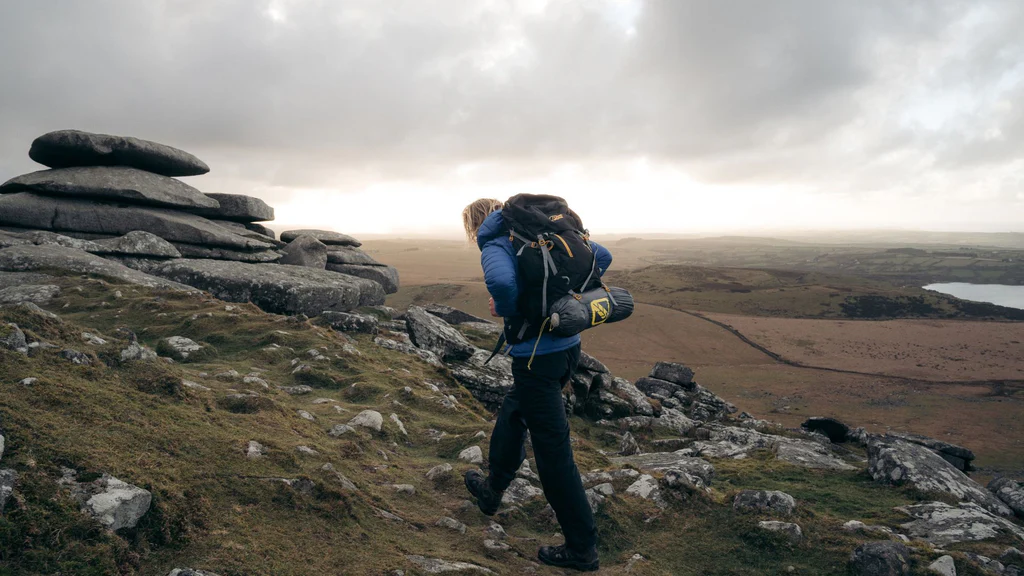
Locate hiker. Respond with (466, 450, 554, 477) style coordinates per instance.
(461, 196, 613, 572)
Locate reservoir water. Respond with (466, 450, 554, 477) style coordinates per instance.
(924, 283, 1024, 311)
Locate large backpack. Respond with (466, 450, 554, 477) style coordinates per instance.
(500, 193, 603, 345)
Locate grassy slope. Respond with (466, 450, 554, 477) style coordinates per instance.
(0, 275, 1015, 575)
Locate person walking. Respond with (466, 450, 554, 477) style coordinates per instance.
(460, 197, 613, 572)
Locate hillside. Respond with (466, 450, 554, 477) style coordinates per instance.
(2, 273, 1024, 575)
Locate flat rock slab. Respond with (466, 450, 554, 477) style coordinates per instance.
(0, 193, 272, 250)
(281, 229, 360, 247)
(1, 167, 217, 209)
(0, 284, 61, 306)
(28, 130, 209, 176)
(405, 555, 494, 574)
(325, 263, 399, 294)
(171, 243, 282, 263)
(0, 245, 191, 290)
(94, 231, 181, 258)
(868, 437, 1012, 517)
(326, 246, 382, 266)
(189, 193, 274, 223)
(897, 501, 1024, 546)
(610, 453, 715, 484)
(147, 259, 385, 316)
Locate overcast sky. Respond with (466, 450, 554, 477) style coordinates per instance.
(1, 0, 1022, 235)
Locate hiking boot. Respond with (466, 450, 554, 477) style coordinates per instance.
(538, 545, 600, 572)
(464, 470, 502, 516)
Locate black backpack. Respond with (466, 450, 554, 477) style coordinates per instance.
(500, 193, 603, 345)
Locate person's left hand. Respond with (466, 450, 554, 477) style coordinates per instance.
(489, 297, 499, 317)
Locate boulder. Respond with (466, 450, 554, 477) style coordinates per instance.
(244, 223, 276, 239)
(170, 243, 283, 263)
(189, 193, 274, 223)
(625, 474, 666, 508)
(348, 410, 384, 432)
(326, 263, 399, 294)
(281, 229, 361, 247)
(801, 417, 850, 443)
(0, 469, 16, 512)
(435, 517, 467, 534)
(620, 432, 640, 456)
(0, 193, 270, 250)
(775, 440, 857, 471)
(451, 355, 514, 410)
(888, 432, 976, 472)
(733, 490, 796, 515)
(758, 521, 803, 542)
(927, 556, 956, 576)
(27, 129, 209, 176)
(649, 361, 696, 387)
(849, 541, 911, 576)
(1, 323, 29, 354)
(158, 336, 203, 360)
(578, 351, 609, 373)
(896, 501, 1024, 546)
(326, 246, 382, 266)
(635, 376, 680, 399)
(426, 464, 453, 481)
(502, 477, 544, 505)
(653, 407, 697, 435)
(868, 437, 1012, 516)
(278, 235, 328, 269)
(610, 377, 655, 416)
(0, 245, 190, 290)
(93, 231, 181, 258)
(1, 167, 217, 209)
(989, 477, 1024, 518)
(62, 472, 153, 531)
(459, 446, 484, 464)
(143, 259, 385, 316)
(610, 453, 715, 484)
(423, 304, 489, 326)
(320, 311, 379, 334)
(374, 336, 443, 368)
(405, 306, 475, 362)
(661, 468, 710, 496)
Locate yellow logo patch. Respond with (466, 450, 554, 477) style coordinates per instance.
(549, 214, 565, 222)
(590, 297, 610, 326)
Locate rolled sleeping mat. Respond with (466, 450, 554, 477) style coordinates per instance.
(548, 286, 634, 337)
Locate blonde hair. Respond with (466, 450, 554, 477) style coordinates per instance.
(462, 198, 503, 242)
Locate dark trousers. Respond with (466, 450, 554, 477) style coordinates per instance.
(487, 344, 597, 552)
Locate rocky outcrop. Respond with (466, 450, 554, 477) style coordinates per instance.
(896, 501, 1024, 546)
(610, 453, 715, 485)
(868, 437, 1012, 517)
(989, 477, 1024, 519)
(143, 259, 384, 316)
(278, 235, 328, 269)
(888, 432, 976, 472)
(281, 229, 361, 247)
(405, 306, 475, 362)
(189, 193, 274, 222)
(27, 129, 209, 176)
(849, 541, 911, 576)
(326, 263, 399, 294)
(1, 167, 217, 209)
(0, 245, 191, 290)
(60, 470, 152, 531)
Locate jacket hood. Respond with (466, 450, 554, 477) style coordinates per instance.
(476, 210, 506, 250)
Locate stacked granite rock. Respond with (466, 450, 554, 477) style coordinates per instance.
(0, 129, 397, 314)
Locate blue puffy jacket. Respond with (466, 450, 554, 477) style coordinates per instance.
(477, 209, 613, 358)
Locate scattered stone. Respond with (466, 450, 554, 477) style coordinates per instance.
(485, 522, 508, 540)
(393, 484, 416, 495)
(405, 306, 475, 362)
(327, 263, 400, 295)
(159, 336, 203, 360)
(296, 446, 319, 456)
(181, 380, 210, 391)
(320, 311, 379, 334)
(610, 453, 715, 484)
(246, 441, 266, 459)
(0, 469, 17, 512)
(242, 376, 268, 388)
(459, 446, 484, 464)
(502, 478, 543, 506)
(81, 332, 108, 345)
(617, 432, 641, 456)
(321, 464, 358, 490)
(896, 501, 1024, 546)
(1, 323, 28, 353)
(405, 555, 494, 574)
(849, 541, 911, 576)
(278, 235, 328, 269)
(297, 410, 316, 421)
(625, 474, 666, 508)
(592, 482, 615, 496)
(650, 362, 695, 387)
(733, 490, 796, 515)
(516, 460, 540, 482)
(27, 129, 210, 176)
(390, 414, 408, 436)
(348, 410, 384, 432)
(580, 469, 641, 486)
(120, 339, 158, 362)
(279, 385, 313, 395)
(312, 397, 335, 404)
(661, 468, 710, 496)
(802, 417, 850, 443)
(427, 464, 454, 481)
(888, 432, 976, 472)
(483, 539, 510, 552)
(758, 521, 803, 542)
(374, 336, 444, 368)
(868, 437, 1012, 516)
(60, 471, 153, 531)
(927, 556, 956, 576)
(436, 517, 467, 534)
(281, 229, 361, 247)
(652, 407, 696, 435)
(59, 348, 92, 365)
(1002, 547, 1024, 565)
(19, 377, 39, 386)
(168, 569, 222, 576)
(190, 193, 275, 223)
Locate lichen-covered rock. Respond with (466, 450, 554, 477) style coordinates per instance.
(61, 471, 152, 531)
(326, 263, 400, 294)
(733, 490, 796, 515)
(60, 348, 93, 365)
(0, 283, 61, 306)
(849, 541, 911, 576)
(889, 432, 976, 472)
(348, 410, 384, 432)
(662, 468, 710, 496)
(320, 311, 379, 334)
(426, 464, 453, 481)
(190, 193, 274, 223)
(625, 474, 666, 508)
(279, 235, 328, 269)
(158, 336, 203, 360)
(146, 259, 385, 316)
(989, 477, 1024, 518)
(0, 245, 191, 290)
(775, 439, 856, 471)
(281, 229, 361, 247)
(405, 555, 494, 574)
(620, 432, 640, 456)
(27, 129, 209, 176)
(1, 165, 217, 209)
(758, 521, 803, 542)
(459, 446, 484, 464)
(325, 246, 382, 266)
(927, 556, 956, 576)
(93, 230, 181, 258)
(896, 501, 1024, 546)
(868, 437, 1012, 517)
(501, 477, 543, 505)
(405, 306, 474, 362)
(610, 453, 715, 485)
(374, 336, 443, 368)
